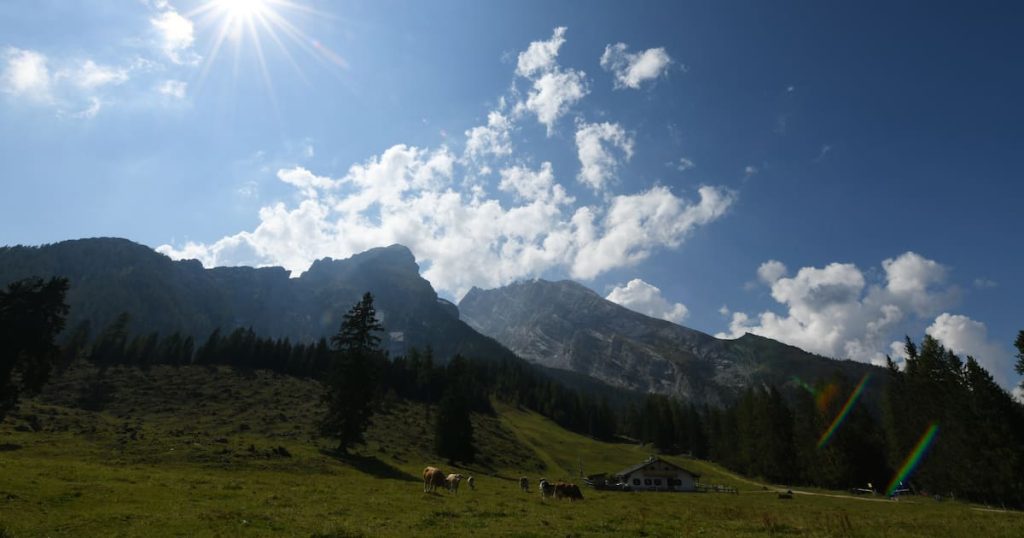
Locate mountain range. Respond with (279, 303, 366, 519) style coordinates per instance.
(0, 238, 879, 404)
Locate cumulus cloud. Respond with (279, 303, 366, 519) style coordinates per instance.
(158, 27, 735, 299)
(926, 313, 1016, 387)
(1, 48, 52, 101)
(600, 43, 673, 90)
(513, 27, 589, 135)
(757, 260, 787, 285)
(607, 278, 688, 323)
(575, 121, 634, 191)
(719, 252, 963, 368)
(571, 185, 734, 279)
(521, 70, 588, 135)
(516, 26, 567, 78)
(498, 162, 572, 205)
(151, 7, 197, 64)
(159, 146, 733, 298)
(464, 110, 512, 159)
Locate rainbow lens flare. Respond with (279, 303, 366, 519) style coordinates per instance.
(816, 374, 870, 449)
(886, 422, 939, 496)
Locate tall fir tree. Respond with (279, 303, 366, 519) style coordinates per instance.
(320, 292, 385, 453)
(0, 276, 70, 420)
(434, 355, 475, 463)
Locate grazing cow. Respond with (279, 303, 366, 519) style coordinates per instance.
(539, 478, 554, 499)
(446, 473, 465, 494)
(554, 482, 584, 501)
(519, 477, 529, 492)
(423, 466, 447, 493)
(467, 476, 475, 490)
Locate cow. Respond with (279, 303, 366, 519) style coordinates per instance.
(539, 478, 554, 499)
(554, 482, 584, 501)
(423, 466, 447, 493)
(519, 477, 529, 492)
(446, 473, 465, 494)
(467, 476, 475, 490)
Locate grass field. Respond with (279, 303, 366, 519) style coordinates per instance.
(1, 363, 1021, 537)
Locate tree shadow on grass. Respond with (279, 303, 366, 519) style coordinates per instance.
(320, 449, 418, 482)
(0, 443, 22, 452)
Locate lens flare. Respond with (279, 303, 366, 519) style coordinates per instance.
(886, 422, 939, 496)
(815, 382, 839, 412)
(816, 374, 870, 449)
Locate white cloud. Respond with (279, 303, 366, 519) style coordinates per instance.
(757, 260, 788, 285)
(516, 26, 567, 78)
(719, 252, 961, 366)
(158, 28, 734, 300)
(575, 121, 634, 191)
(277, 166, 338, 198)
(521, 70, 588, 135)
(151, 7, 197, 64)
(600, 43, 673, 90)
(513, 27, 589, 135)
(498, 162, 572, 205)
(926, 313, 1016, 387)
(157, 79, 187, 99)
(607, 278, 688, 323)
(676, 157, 695, 172)
(464, 110, 512, 159)
(159, 148, 733, 299)
(744, 165, 759, 177)
(70, 60, 128, 89)
(719, 305, 730, 317)
(571, 185, 735, 279)
(1, 48, 52, 101)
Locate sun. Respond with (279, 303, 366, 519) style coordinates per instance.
(213, 0, 271, 22)
(186, 0, 347, 97)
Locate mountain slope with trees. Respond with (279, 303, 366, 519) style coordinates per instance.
(0, 238, 514, 363)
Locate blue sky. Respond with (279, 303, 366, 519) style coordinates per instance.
(1, 1, 1021, 390)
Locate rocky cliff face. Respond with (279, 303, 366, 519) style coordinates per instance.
(459, 279, 878, 405)
(0, 238, 514, 362)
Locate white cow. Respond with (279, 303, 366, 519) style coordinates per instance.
(446, 473, 465, 493)
(467, 476, 475, 490)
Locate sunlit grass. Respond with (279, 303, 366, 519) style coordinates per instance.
(0, 364, 1020, 537)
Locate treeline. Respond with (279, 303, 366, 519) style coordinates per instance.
(64, 310, 621, 442)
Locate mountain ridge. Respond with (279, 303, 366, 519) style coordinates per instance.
(459, 278, 880, 405)
(0, 237, 513, 363)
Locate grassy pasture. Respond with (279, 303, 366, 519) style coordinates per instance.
(0, 364, 1020, 537)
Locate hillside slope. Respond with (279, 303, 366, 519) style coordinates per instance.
(459, 279, 880, 405)
(1, 364, 1017, 537)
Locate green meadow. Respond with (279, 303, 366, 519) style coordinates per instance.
(0, 364, 1020, 537)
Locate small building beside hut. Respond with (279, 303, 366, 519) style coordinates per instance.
(614, 456, 701, 492)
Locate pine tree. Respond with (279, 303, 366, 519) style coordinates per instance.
(434, 355, 475, 463)
(320, 292, 385, 453)
(0, 276, 70, 420)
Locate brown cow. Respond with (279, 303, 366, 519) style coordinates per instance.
(423, 466, 447, 493)
(554, 482, 584, 501)
(519, 476, 529, 492)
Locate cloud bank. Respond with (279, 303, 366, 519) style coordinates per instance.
(159, 28, 731, 300)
